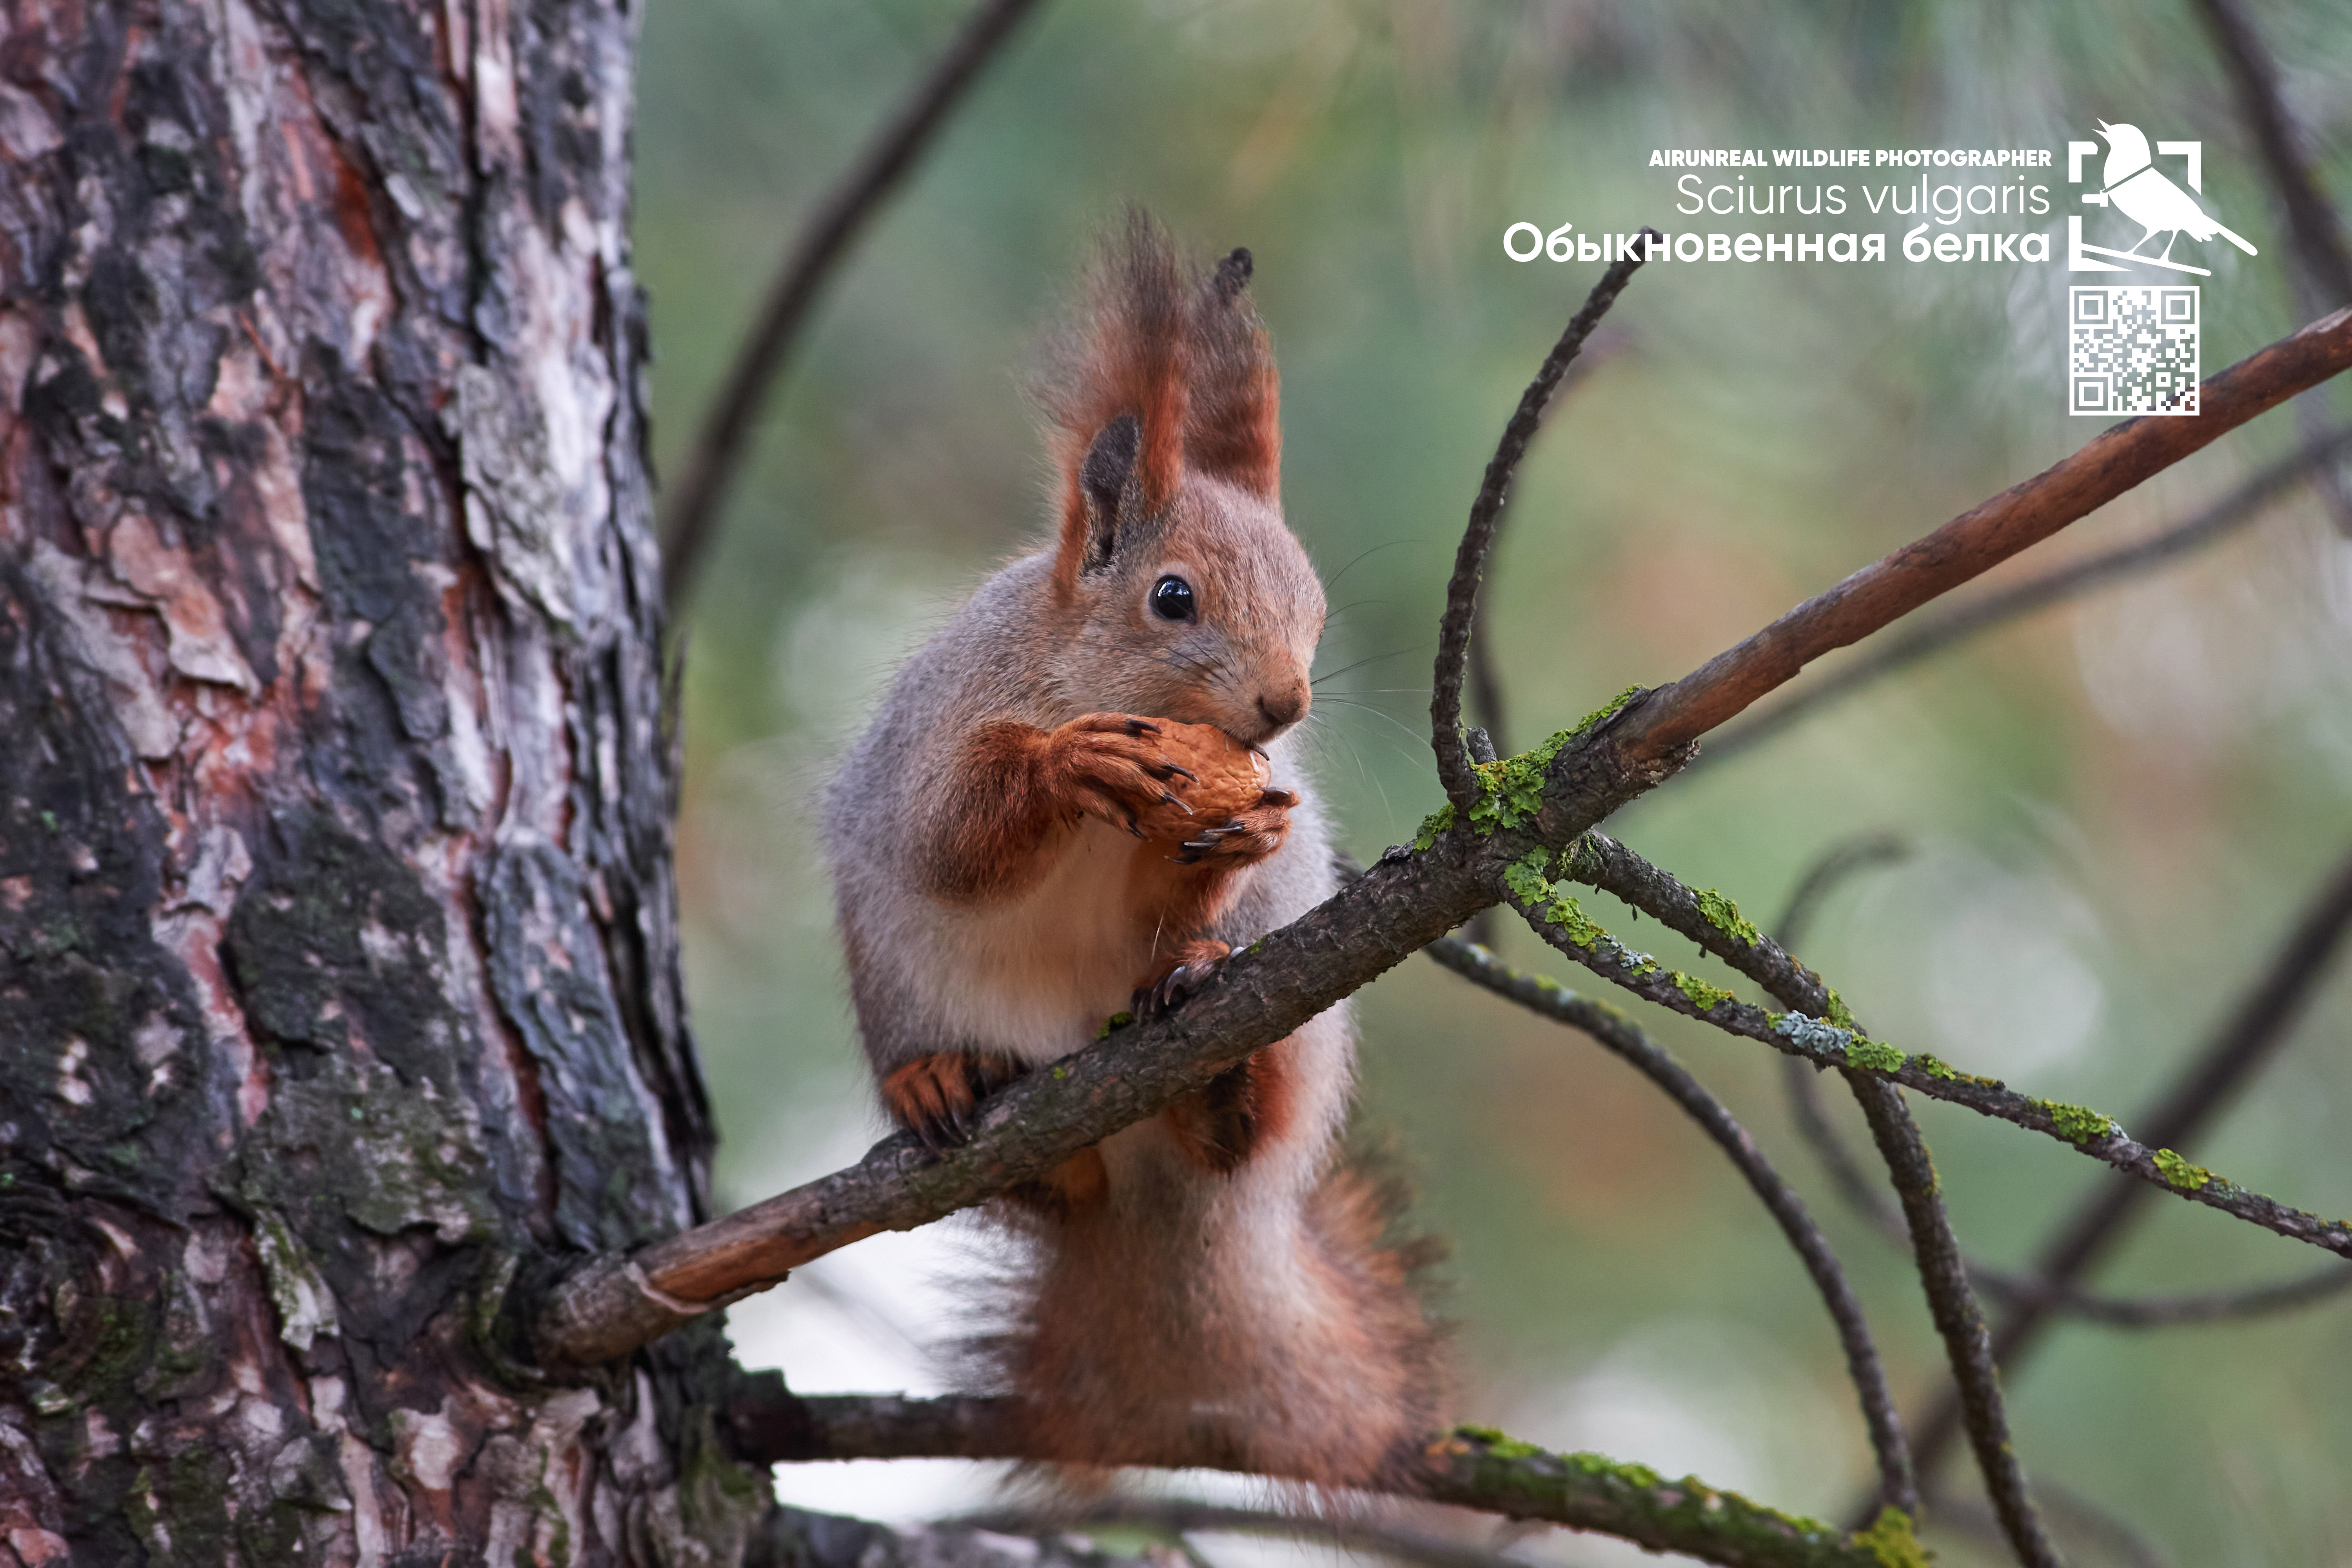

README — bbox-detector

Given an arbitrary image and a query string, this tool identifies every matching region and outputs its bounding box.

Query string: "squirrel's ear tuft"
[1040,213,1284,595]
[1042,211,1191,596]
[1185,245,1280,500]
[1076,414,1140,572]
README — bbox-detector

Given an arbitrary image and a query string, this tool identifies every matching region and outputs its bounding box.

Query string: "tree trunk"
[0,0,771,1560]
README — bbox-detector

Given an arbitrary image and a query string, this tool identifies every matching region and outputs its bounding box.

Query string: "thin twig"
[2186,0,2352,531]
[2188,0,2352,305]
[1494,861,2352,1260]
[1842,1074,2058,1567]
[1615,307,2352,764]
[1933,1481,2172,1568]
[1705,426,2352,766]
[1417,929,1917,1519]
[1787,1059,2352,1324]
[1770,837,1925,1253]
[1972,1261,2352,1328]
[1771,835,1912,954]
[657,0,1046,613]
[1458,331,1633,768]
[1431,245,1653,808]
[1528,835,2056,1567]
[1459,337,1628,964]
[725,1384,1912,1568]
[1907,840,2352,1476]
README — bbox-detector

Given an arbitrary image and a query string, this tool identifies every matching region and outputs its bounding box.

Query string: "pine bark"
[0,0,770,1560]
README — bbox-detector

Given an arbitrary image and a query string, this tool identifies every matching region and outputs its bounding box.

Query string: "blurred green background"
[633,2,2352,1562]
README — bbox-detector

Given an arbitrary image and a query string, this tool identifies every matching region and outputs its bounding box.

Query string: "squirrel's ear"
[1071,414,1140,575]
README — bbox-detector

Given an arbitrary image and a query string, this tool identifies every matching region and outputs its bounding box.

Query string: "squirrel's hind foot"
[882,1050,1028,1149]
[1133,939,1232,1020]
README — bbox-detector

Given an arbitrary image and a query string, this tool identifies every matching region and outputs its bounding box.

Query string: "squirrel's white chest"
[925,818,1166,1063]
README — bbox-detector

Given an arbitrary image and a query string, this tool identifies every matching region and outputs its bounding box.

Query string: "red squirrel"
[822,213,1445,1486]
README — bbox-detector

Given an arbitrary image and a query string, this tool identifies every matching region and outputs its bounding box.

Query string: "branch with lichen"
[1416,927,1916,1518]
[1905,837,2352,1481]
[1431,247,1653,809]
[1503,837,2059,1567]
[723,1383,1927,1568]
[1766,837,2352,1334]
[1488,840,2352,1260]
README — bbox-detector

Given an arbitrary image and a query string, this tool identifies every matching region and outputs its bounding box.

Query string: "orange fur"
[1125,850,1243,961]
[882,1051,1027,1145]
[1009,1147,1110,1216]
[998,1152,1448,1486]
[1163,1033,1299,1174]
[923,714,1195,906]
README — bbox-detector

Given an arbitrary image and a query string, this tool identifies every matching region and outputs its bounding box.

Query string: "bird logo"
[2071,122,2257,276]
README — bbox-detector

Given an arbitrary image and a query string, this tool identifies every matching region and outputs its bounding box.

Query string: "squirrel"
[820,212,1446,1487]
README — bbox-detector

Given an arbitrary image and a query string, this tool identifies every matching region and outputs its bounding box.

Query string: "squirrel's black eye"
[1151,575,1196,622]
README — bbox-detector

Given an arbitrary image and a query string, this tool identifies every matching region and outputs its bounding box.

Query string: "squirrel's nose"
[1256,682,1308,731]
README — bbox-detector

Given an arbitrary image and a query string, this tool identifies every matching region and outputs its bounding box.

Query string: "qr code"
[2070,287,2199,417]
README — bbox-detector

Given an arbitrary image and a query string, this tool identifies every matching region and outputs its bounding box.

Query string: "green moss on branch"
[1426,1427,1900,1568]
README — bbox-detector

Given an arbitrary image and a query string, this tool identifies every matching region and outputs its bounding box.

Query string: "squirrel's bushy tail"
[984,1095,1449,1489]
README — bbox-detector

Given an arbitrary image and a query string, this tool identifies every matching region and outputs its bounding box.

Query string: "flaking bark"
[0,0,764,1560]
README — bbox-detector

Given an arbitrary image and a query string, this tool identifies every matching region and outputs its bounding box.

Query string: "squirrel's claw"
[1133,942,1233,1019]
[1171,824,1241,864]
[882,1052,1026,1152]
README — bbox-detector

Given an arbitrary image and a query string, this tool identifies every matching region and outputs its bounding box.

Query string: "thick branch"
[1432,246,1651,807]
[726,1385,1918,1568]
[1420,932,1916,1519]
[528,721,1668,1362]
[1704,425,2352,765]
[1617,306,2352,763]
[657,0,1045,611]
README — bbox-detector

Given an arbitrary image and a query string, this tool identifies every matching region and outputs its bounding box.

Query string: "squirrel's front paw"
[1172,788,1296,867]
[1133,939,1233,1019]
[1045,713,1198,839]
[881,1051,1027,1150]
